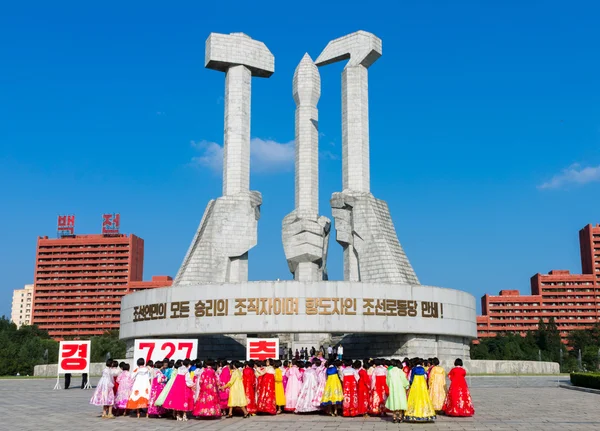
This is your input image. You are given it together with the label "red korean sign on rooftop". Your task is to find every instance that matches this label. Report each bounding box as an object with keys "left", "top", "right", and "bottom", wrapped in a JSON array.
[
  {"left": 102, "top": 213, "right": 120, "bottom": 234},
  {"left": 247, "top": 338, "right": 279, "bottom": 361},
  {"left": 57, "top": 215, "right": 75, "bottom": 237},
  {"left": 58, "top": 340, "right": 91, "bottom": 374}
]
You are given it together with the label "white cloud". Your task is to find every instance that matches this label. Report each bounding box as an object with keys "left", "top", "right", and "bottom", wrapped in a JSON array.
[
  {"left": 191, "top": 138, "right": 294, "bottom": 174},
  {"left": 191, "top": 140, "right": 223, "bottom": 172},
  {"left": 538, "top": 163, "right": 600, "bottom": 190}
]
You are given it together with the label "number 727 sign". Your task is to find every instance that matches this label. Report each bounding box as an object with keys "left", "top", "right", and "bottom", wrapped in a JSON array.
[{"left": 133, "top": 339, "right": 198, "bottom": 363}]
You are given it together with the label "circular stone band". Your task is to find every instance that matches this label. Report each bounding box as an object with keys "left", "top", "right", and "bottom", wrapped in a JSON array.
[{"left": 120, "top": 281, "right": 476, "bottom": 340}]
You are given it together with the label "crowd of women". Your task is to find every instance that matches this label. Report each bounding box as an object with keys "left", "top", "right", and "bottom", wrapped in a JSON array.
[{"left": 90, "top": 355, "right": 474, "bottom": 423}]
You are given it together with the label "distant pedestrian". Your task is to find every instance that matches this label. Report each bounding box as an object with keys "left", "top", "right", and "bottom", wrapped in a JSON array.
[
  {"left": 327, "top": 345, "right": 333, "bottom": 361},
  {"left": 337, "top": 344, "right": 344, "bottom": 360}
]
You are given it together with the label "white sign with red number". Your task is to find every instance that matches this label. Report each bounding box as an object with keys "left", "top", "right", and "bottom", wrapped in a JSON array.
[
  {"left": 58, "top": 340, "right": 91, "bottom": 374},
  {"left": 133, "top": 339, "right": 198, "bottom": 364},
  {"left": 247, "top": 338, "right": 279, "bottom": 361}
]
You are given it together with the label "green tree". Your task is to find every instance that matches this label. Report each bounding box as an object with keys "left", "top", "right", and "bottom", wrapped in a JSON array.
[
  {"left": 90, "top": 330, "right": 126, "bottom": 362},
  {"left": 0, "top": 316, "right": 59, "bottom": 376}
]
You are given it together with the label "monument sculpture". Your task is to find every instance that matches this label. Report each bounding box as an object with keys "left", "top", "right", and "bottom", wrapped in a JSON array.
[
  {"left": 282, "top": 53, "right": 331, "bottom": 281},
  {"left": 121, "top": 31, "right": 477, "bottom": 362},
  {"left": 175, "top": 33, "right": 273, "bottom": 285}
]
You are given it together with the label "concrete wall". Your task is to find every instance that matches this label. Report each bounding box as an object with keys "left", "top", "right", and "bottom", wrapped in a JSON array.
[
  {"left": 120, "top": 281, "right": 477, "bottom": 339},
  {"left": 441, "top": 360, "right": 560, "bottom": 375}
]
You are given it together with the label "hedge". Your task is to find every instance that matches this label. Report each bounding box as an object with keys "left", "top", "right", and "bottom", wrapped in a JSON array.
[{"left": 570, "top": 372, "right": 600, "bottom": 390}]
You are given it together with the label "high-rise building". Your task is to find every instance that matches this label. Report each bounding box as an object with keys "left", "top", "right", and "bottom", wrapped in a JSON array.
[
  {"left": 11, "top": 284, "right": 34, "bottom": 327},
  {"left": 477, "top": 224, "right": 600, "bottom": 342},
  {"left": 31, "top": 233, "right": 172, "bottom": 339}
]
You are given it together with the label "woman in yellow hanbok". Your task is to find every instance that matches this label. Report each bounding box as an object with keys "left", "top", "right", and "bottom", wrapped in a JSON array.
[
  {"left": 321, "top": 363, "right": 344, "bottom": 416},
  {"left": 274, "top": 360, "right": 286, "bottom": 413},
  {"left": 223, "top": 361, "right": 249, "bottom": 418},
  {"left": 428, "top": 358, "right": 447, "bottom": 412},
  {"left": 404, "top": 359, "right": 436, "bottom": 422}
]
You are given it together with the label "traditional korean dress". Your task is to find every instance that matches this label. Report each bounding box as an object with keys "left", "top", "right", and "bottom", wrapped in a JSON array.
[
  {"left": 114, "top": 370, "right": 134, "bottom": 410},
  {"left": 385, "top": 366, "right": 409, "bottom": 412},
  {"left": 428, "top": 365, "right": 447, "bottom": 412},
  {"left": 342, "top": 367, "right": 359, "bottom": 417},
  {"left": 256, "top": 365, "right": 276, "bottom": 414},
  {"left": 126, "top": 366, "right": 152, "bottom": 410},
  {"left": 404, "top": 365, "right": 436, "bottom": 422},
  {"left": 275, "top": 367, "right": 286, "bottom": 408},
  {"left": 442, "top": 366, "right": 474, "bottom": 417},
  {"left": 282, "top": 366, "right": 289, "bottom": 391},
  {"left": 242, "top": 366, "right": 258, "bottom": 414},
  {"left": 154, "top": 367, "right": 176, "bottom": 407},
  {"left": 312, "top": 365, "right": 327, "bottom": 408},
  {"left": 321, "top": 366, "right": 343, "bottom": 406},
  {"left": 357, "top": 367, "right": 370, "bottom": 415},
  {"left": 193, "top": 367, "right": 221, "bottom": 417},
  {"left": 147, "top": 369, "right": 167, "bottom": 416},
  {"left": 284, "top": 365, "right": 302, "bottom": 411},
  {"left": 90, "top": 367, "right": 116, "bottom": 406},
  {"left": 225, "top": 368, "right": 248, "bottom": 407},
  {"left": 369, "top": 365, "right": 388, "bottom": 415},
  {"left": 162, "top": 365, "right": 194, "bottom": 411},
  {"left": 218, "top": 366, "right": 231, "bottom": 411},
  {"left": 295, "top": 366, "right": 320, "bottom": 413}
]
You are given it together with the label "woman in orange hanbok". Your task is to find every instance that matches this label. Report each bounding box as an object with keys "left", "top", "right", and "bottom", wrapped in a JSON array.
[
  {"left": 442, "top": 358, "right": 474, "bottom": 417},
  {"left": 428, "top": 357, "right": 447, "bottom": 412}
]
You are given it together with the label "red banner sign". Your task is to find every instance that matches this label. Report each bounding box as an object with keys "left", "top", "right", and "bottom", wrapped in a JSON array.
[
  {"left": 133, "top": 339, "right": 198, "bottom": 364},
  {"left": 57, "top": 215, "right": 75, "bottom": 236},
  {"left": 58, "top": 341, "right": 90, "bottom": 374},
  {"left": 247, "top": 338, "right": 279, "bottom": 361},
  {"left": 102, "top": 213, "right": 120, "bottom": 234}
]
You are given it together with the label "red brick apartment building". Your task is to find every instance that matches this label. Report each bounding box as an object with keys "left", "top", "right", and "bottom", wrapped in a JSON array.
[
  {"left": 31, "top": 233, "right": 172, "bottom": 339},
  {"left": 477, "top": 224, "right": 600, "bottom": 342}
]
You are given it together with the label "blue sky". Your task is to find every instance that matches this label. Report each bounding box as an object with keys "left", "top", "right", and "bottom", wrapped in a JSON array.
[{"left": 1, "top": 1, "right": 600, "bottom": 318}]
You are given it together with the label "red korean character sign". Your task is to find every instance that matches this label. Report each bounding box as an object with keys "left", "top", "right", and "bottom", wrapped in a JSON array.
[
  {"left": 58, "top": 340, "right": 91, "bottom": 374},
  {"left": 247, "top": 338, "right": 279, "bottom": 361},
  {"left": 133, "top": 339, "right": 198, "bottom": 364},
  {"left": 57, "top": 215, "right": 75, "bottom": 237},
  {"left": 102, "top": 213, "right": 120, "bottom": 234}
]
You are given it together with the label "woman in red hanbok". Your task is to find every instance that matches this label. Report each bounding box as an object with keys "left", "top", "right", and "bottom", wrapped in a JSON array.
[
  {"left": 193, "top": 360, "right": 222, "bottom": 418},
  {"left": 342, "top": 361, "right": 359, "bottom": 417},
  {"left": 369, "top": 359, "right": 389, "bottom": 415},
  {"left": 442, "top": 358, "right": 474, "bottom": 417},
  {"left": 357, "top": 361, "right": 370, "bottom": 417},
  {"left": 256, "top": 359, "right": 276, "bottom": 414},
  {"left": 243, "top": 361, "right": 258, "bottom": 415}
]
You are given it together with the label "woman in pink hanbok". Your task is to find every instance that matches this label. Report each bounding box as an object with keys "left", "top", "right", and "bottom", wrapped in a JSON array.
[
  {"left": 295, "top": 362, "right": 320, "bottom": 413},
  {"left": 114, "top": 363, "right": 134, "bottom": 414},
  {"left": 218, "top": 361, "right": 231, "bottom": 416},
  {"left": 311, "top": 360, "right": 327, "bottom": 409},
  {"left": 284, "top": 360, "right": 303, "bottom": 412},
  {"left": 147, "top": 361, "right": 167, "bottom": 417},
  {"left": 193, "top": 360, "right": 222, "bottom": 418},
  {"left": 162, "top": 359, "right": 195, "bottom": 421}
]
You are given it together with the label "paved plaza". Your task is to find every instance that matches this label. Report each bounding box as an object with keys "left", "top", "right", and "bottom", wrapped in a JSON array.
[{"left": 1, "top": 377, "right": 599, "bottom": 430}]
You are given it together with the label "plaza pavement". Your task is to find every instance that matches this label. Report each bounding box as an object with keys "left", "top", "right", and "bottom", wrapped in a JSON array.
[{"left": 1, "top": 377, "right": 599, "bottom": 430}]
